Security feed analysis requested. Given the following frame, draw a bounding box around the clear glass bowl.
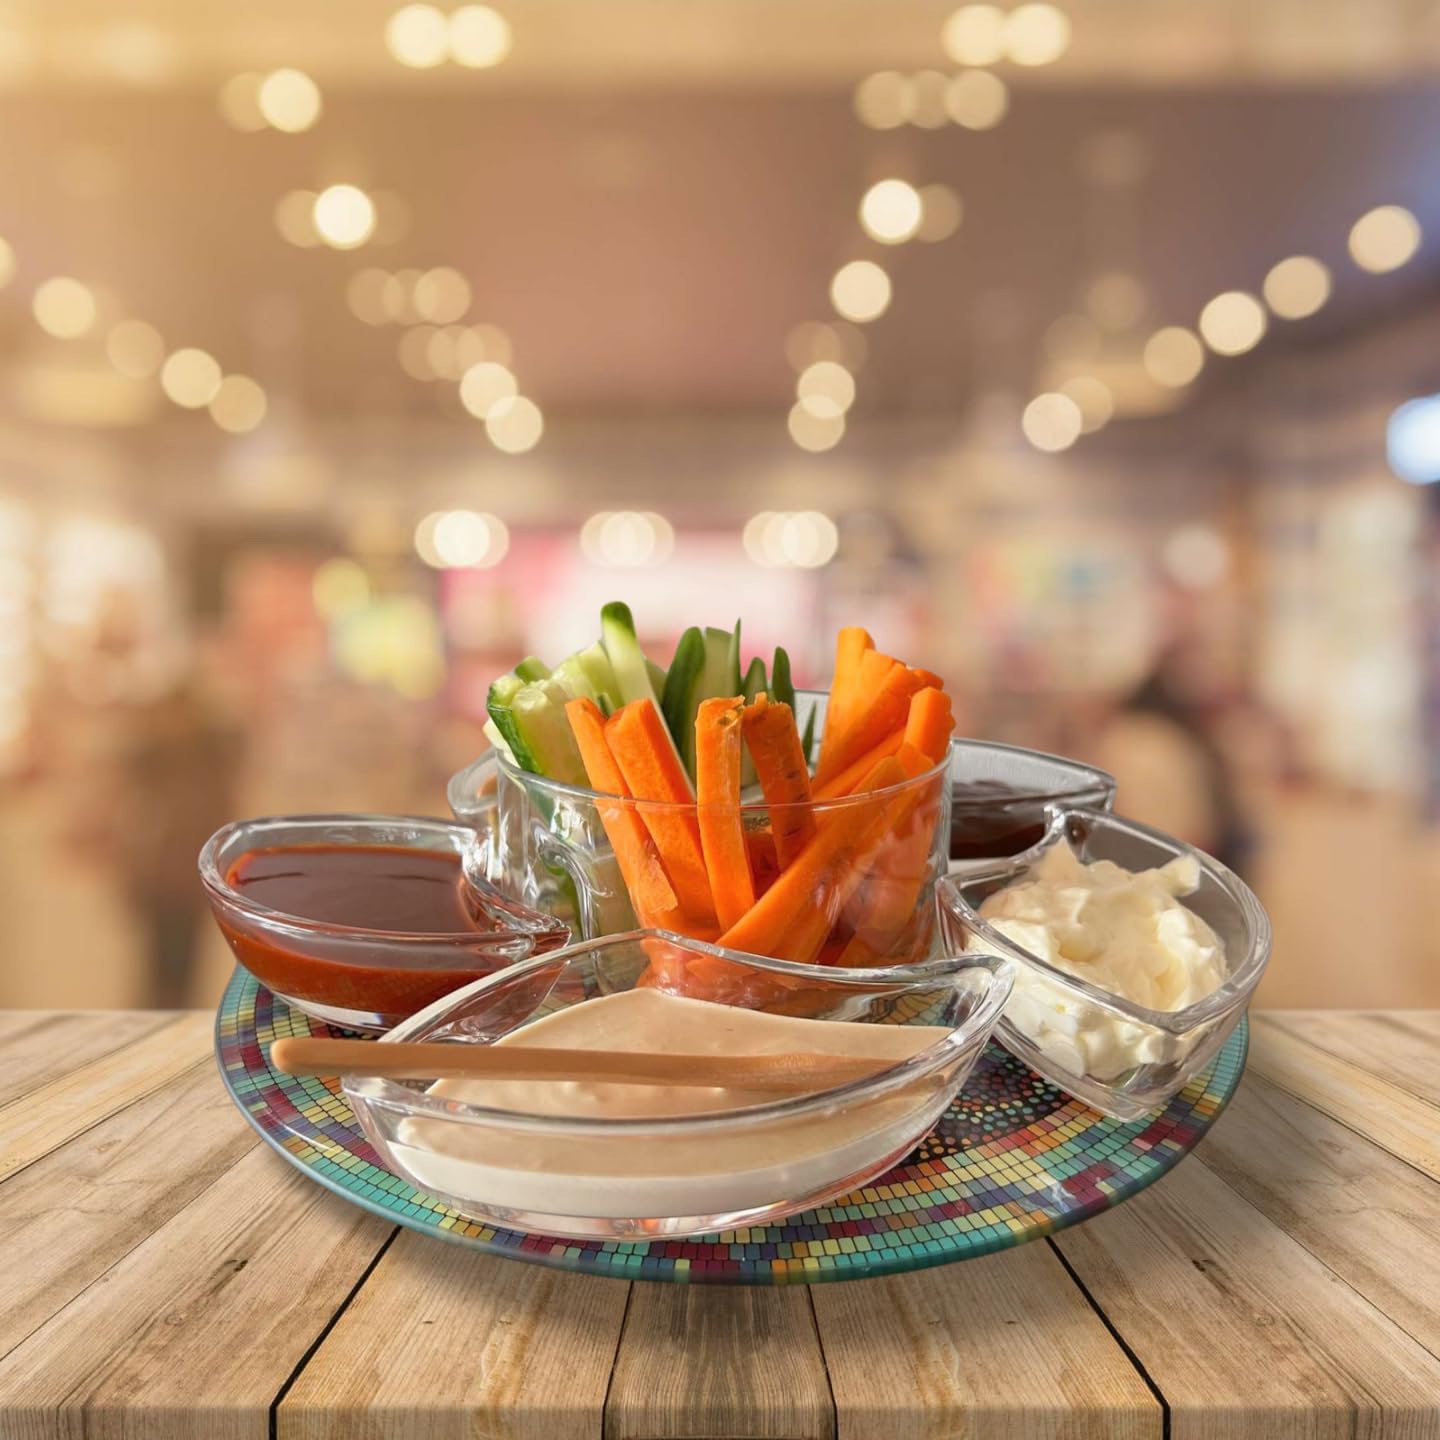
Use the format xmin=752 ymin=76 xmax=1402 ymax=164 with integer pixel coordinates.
xmin=945 ymin=741 xmax=1116 ymax=864
xmin=446 ymin=751 xmax=499 ymax=832
xmin=344 ymin=933 xmax=1015 ymax=1240
xmin=199 ymin=814 xmax=571 ymax=1032
xmin=937 ymin=806 xmax=1271 ymax=1119
xmin=479 ymin=689 xmax=952 ymax=971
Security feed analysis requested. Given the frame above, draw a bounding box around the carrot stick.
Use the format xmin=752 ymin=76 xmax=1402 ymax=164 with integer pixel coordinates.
xmin=904 ymin=686 xmax=956 ymax=764
xmin=814 ymin=663 xmax=924 ymax=787
xmin=605 ymin=699 xmax=717 ymax=929
xmin=911 ymin=667 xmax=945 ymax=690
xmin=836 ymin=744 xmax=948 ymax=962
xmin=744 ymin=827 xmax=780 ymax=896
xmin=566 ymin=698 xmax=685 ymax=928
xmin=812 ymin=729 xmax=904 ymax=800
xmin=741 ymin=694 xmax=817 ymax=868
xmin=821 ymin=626 xmax=873 ymax=759
xmin=695 ymin=696 xmax=756 ymax=930
xmin=716 ymin=755 xmax=906 ymax=964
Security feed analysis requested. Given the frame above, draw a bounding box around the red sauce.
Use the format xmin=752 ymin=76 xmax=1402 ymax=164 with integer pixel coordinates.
xmin=212 ymin=842 xmax=566 ymax=1021
xmin=228 ymin=844 xmax=475 ymax=934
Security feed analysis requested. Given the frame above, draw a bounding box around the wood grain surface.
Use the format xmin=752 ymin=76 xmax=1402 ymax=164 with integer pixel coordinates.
xmin=2 ymin=1008 xmax=1438 ymax=1439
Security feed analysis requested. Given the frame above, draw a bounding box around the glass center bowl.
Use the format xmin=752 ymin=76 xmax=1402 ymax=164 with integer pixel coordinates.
xmin=479 ymin=691 xmax=952 ymax=974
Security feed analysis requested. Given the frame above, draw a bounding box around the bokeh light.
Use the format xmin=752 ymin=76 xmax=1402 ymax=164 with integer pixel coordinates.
xmin=908 ymin=71 xmax=949 ymax=129
xmin=1142 ymin=326 xmax=1205 ymax=387
xmin=859 ymin=179 xmax=923 ymax=245
xmin=274 ymin=190 xmax=320 ymax=248
xmin=208 ymin=374 xmax=268 ymax=434
xmin=940 ymin=5 xmax=1006 ymax=65
xmin=312 ymin=185 xmax=376 ymax=250
xmin=106 ymin=319 xmax=165 ymax=378
xmin=1387 ymin=394 xmax=1440 ymax=485
xmin=743 ymin=511 xmax=840 ymax=568
xmin=459 ymin=360 xmax=518 ymax=417
xmin=160 ymin=348 xmax=223 ymax=408
xmin=346 ymin=269 xmax=394 ymax=325
xmin=1059 ymin=375 xmax=1114 ymax=433
xmin=485 ymin=395 xmax=543 ymax=452
xmin=945 ymin=70 xmax=1009 ymax=129
xmin=915 ymin=184 xmax=963 ymax=242
xmin=386 ymin=4 xmax=450 ymax=67
xmin=32 ymin=277 xmax=97 ymax=338
xmin=1198 ymin=290 xmax=1267 ymax=355
xmin=796 ymin=361 xmax=856 ymax=418
xmin=414 ymin=509 xmax=510 ymax=568
xmin=312 ymin=558 xmax=371 ymax=618
xmin=579 ymin=511 xmax=675 ymax=567
xmin=0 ymin=236 xmax=13 ymax=288
xmin=830 ymin=260 xmax=892 ymax=323
xmin=1004 ymin=4 xmax=1072 ymax=65
xmin=1348 ymin=205 xmax=1422 ymax=274
xmin=412 ymin=266 xmax=471 ymax=323
xmin=449 ymin=6 xmax=512 ymax=67
xmin=852 ymin=71 xmax=910 ymax=130
xmin=217 ymin=72 xmax=265 ymax=132
xmin=256 ymin=68 xmax=322 ymax=132
xmin=1263 ymin=255 xmax=1332 ymax=320
xmin=787 ymin=403 xmax=845 ymax=452
xmin=1021 ymin=392 xmax=1083 ymax=452
xmin=1086 ymin=272 xmax=1146 ymax=331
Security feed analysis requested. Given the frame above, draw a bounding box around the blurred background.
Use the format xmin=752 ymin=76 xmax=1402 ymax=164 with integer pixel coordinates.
xmin=1 ymin=0 xmax=1438 ymax=1012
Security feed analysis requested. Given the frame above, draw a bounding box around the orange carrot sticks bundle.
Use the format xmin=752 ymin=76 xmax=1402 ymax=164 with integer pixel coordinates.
xmin=814 ymin=663 xmax=924 ymax=787
xmin=812 ymin=730 xmax=905 ymax=800
xmin=743 ymin=828 xmax=781 ymax=897
xmin=695 ymin=695 xmax=756 ymax=930
xmin=741 ymin=694 xmax=816 ymax=868
xmin=904 ymin=686 xmax=956 ymax=765
xmin=605 ymin=699 xmax=718 ymax=931
xmin=566 ymin=698 xmax=687 ymax=929
xmin=716 ymin=754 xmax=906 ymax=965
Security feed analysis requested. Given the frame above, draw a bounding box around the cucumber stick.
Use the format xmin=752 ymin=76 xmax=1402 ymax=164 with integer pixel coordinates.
xmin=741 ymin=656 xmax=767 ymax=703
xmin=601 ymin=601 xmax=661 ymax=706
xmin=662 ymin=623 xmax=744 ymax=777
xmin=771 ymin=647 xmax=796 ymax=712
xmin=486 ymin=674 xmax=535 ymax=770
xmin=514 ymin=656 xmax=551 ymax=682
xmin=510 ymin=678 xmax=587 ymax=785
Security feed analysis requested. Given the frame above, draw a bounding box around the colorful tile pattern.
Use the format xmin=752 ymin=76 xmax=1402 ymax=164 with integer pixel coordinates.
xmin=216 ymin=967 xmax=1247 ymax=1286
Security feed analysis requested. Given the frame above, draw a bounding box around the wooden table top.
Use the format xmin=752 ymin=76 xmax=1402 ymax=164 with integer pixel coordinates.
xmin=1 ymin=1008 xmax=1438 ymax=1438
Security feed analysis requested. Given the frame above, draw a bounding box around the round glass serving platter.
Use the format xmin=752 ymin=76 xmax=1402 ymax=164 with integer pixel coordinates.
xmin=216 ymin=966 xmax=1247 ymax=1285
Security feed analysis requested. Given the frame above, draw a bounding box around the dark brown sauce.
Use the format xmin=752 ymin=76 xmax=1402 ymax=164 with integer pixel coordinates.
xmin=228 ymin=844 xmax=476 ymax=933
xmin=949 ymin=782 xmax=1051 ymax=860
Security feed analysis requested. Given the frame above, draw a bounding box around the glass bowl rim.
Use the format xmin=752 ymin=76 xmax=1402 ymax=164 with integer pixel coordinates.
xmin=343 ymin=932 xmax=1015 ymax=1135
xmin=944 ymin=737 xmax=1117 ymax=808
xmin=197 ymin=812 xmax=541 ymax=948
xmin=938 ymin=804 xmax=1272 ymax=1035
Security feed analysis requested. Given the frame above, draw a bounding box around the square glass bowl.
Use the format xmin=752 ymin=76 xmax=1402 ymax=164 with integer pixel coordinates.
xmin=938 ymin=807 xmax=1270 ymax=1120
xmin=344 ymin=933 xmax=1014 ymax=1240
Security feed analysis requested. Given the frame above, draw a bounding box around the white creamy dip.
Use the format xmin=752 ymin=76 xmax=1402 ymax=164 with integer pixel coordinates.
xmin=968 ymin=843 xmax=1226 ymax=1081
xmin=389 ymin=989 xmax=952 ymax=1222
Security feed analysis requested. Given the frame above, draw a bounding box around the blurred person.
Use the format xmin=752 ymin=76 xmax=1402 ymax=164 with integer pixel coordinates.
xmin=1089 ymin=640 xmax=1254 ymax=873
xmin=100 ymin=675 xmax=240 ymax=1009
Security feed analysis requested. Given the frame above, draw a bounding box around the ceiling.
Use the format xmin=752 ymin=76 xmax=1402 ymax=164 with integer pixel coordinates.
xmin=0 ymin=0 xmax=1437 ymax=448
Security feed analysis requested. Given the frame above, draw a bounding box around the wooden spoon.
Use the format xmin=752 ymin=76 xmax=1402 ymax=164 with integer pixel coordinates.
xmin=269 ymin=1036 xmax=893 ymax=1093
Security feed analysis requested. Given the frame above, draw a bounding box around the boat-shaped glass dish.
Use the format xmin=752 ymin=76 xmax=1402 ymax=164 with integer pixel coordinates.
xmin=344 ymin=932 xmax=1014 ymax=1240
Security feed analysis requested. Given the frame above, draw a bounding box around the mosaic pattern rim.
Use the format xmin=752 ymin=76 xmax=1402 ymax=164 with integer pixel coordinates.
xmin=215 ymin=967 xmax=1247 ymax=1286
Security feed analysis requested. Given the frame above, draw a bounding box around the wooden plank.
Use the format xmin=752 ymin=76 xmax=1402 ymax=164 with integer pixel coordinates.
xmin=812 ymin=1239 xmax=1160 ymax=1440
xmin=1260 ymin=1011 xmax=1440 ymax=1110
xmin=607 ymin=1284 xmax=833 ymax=1440
xmin=1053 ymin=1149 xmax=1440 ymax=1437
xmin=0 ymin=1012 xmax=215 ymax=1183
xmin=1195 ymin=1069 xmax=1440 ymax=1359
xmin=1248 ymin=1015 xmax=1440 ymax=1182
xmin=0 ymin=1064 xmax=258 ymax=1360
xmin=0 ymin=1143 xmax=393 ymax=1440
xmin=0 ymin=1011 xmax=174 ymax=1107
xmin=279 ymin=1230 xmax=629 ymax=1440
